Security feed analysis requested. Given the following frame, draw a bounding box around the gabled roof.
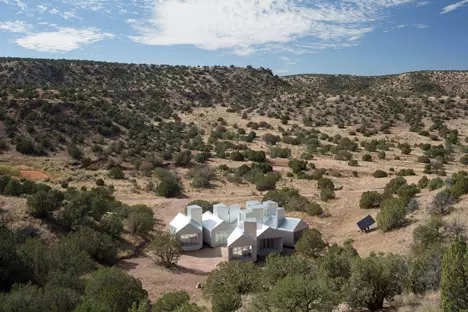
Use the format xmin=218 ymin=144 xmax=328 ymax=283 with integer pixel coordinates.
xmin=170 ymin=213 xmax=202 ymax=232
xmin=227 ymin=227 xmax=256 ymax=246
xmin=202 ymin=211 xmax=225 ymax=231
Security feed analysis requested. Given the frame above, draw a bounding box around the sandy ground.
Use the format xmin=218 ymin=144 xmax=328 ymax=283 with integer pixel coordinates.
xmin=118 ymin=247 xmax=225 ymax=304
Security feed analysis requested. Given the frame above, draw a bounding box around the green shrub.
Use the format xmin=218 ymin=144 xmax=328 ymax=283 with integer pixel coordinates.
xmin=360 ymin=191 xmax=382 ymax=209
xmin=428 ymin=177 xmax=444 ymax=191
xmin=65 ymin=227 xmax=118 ymax=265
xmin=255 ymin=172 xmax=281 ymax=192
xmin=3 ymin=178 xmax=22 ymax=196
xmin=318 ymin=178 xmax=334 ymax=191
xmin=378 ymin=151 xmax=386 ymax=160
xmin=377 ymin=198 xmax=407 ymax=232
xmin=348 ymin=159 xmax=358 ymax=167
xmin=152 ymin=291 xmax=190 ymax=312
xmin=77 ymin=267 xmax=147 ymax=312
xmin=362 ymin=154 xmax=372 ymax=162
xmin=127 ymin=205 xmax=155 ymax=236
xmin=96 ymin=178 xmax=105 ymax=186
xmin=27 ymin=189 xmax=64 ymax=219
xmin=212 ymin=287 xmax=242 ymax=312
xmin=396 ymin=169 xmax=416 ymax=177
xmin=418 ymin=176 xmax=429 ymax=189
xmin=174 ymin=150 xmax=192 ymax=166
xmin=296 ymin=229 xmax=327 ymax=258
xmin=155 ymin=169 xmax=181 ymax=198
xmin=397 ymin=184 xmax=420 ymax=203
xmin=384 ymin=177 xmax=407 ymax=195
xmin=347 ymin=253 xmax=408 ymax=311
xmin=308 ymin=202 xmax=323 ymax=216
xmin=288 ymin=159 xmax=307 ymax=173
xmin=440 ymin=241 xmax=468 ymax=312
xmin=67 ymin=144 xmax=83 ymax=160
xmin=460 ymin=155 xmax=468 ymax=165
xmin=373 ymin=170 xmax=388 ymax=178
xmin=320 ymin=188 xmax=336 ymax=201
xmin=100 ymin=213 xmax=124 ymax=239
xmin=429 ymin=190 xmax=456 ymax=215
xmin=230 ymin=151 xmax=244 ymax=161
xmin=107 ymin=167 xmax=125 ymax=179
xmin=418 ymin=156 xmax=431 ymax=163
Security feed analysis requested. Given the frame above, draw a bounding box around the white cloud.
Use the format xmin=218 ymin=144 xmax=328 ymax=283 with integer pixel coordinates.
xmin=413 ymin=23 xmax=430 ymax=28
xmin=441 ymin=0 xmax=468 ymax=14
xmin=0 ymin=20 xmax=31 ymax=33
xmin=15 ymin=27 xmax=114 ymax=52
xmin=128 ymin=0 xmax=415 ymax=55
xmin=416 ymin=1 xmax=431 ymax=6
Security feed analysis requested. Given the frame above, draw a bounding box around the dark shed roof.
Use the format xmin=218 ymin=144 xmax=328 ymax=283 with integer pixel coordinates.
xmin=357 ymin=215 xmax=375 ymax=231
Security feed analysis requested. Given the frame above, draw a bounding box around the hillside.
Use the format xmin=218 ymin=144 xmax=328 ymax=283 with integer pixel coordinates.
xmin=1 ymin=57 xmax=468 ymax=311
xmin=1 ymin=58 xmax=467 ymax=160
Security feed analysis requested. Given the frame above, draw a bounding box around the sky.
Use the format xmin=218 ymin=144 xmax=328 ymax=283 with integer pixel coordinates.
xmin=0 ymin=0 xmax=467 ymax=76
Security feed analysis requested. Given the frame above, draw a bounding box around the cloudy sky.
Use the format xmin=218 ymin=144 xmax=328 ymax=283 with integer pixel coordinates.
xmin=0 ymin=0 xmax=467 ymax=75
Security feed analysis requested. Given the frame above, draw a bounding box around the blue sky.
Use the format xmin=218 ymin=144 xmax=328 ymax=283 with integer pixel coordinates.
xmin=0 ymin=0 xmax=467 ymax=76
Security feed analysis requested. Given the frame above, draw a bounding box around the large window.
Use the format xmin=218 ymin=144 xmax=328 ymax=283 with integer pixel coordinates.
xmin=232 ymin=246 xmax=252 ymax=258
xmin=214 ymin=231 xmax=229 ymax=245
xmin=179 ymin=233 xmax=199 ymax=246
xmin=259 ymin=238 xmax=276 ymax=250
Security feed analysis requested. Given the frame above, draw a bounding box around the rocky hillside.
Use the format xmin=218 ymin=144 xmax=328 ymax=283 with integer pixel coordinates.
xmin=0 ymin=58 xmax=467 ymax=162
xmin=285 ymin=71 xmax=468 ymax=96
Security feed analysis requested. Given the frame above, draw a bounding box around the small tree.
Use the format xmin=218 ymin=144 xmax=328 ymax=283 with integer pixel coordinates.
xmin=77 ymin=267 xmax=147 ymax=312
xmin=100 ymin=213 xmax=123 ymax=239
xmin=230 ymin=151 xmax=244 ymax=161
xmin=27 ymin=189 xmax=64 ymax=219
xmin=359 ymin=191 xmax=382 ymax=209
xmin=440 ymin=240 xmax=468 ymax=312
xmin=128 ymin=205 xmax=155 ymax=236
xmin=3 ymin=179 xmax=22 ymax=196
xmin=152 ymin=291 xmax=189 ymax=312
xmin=67 ymin=144 xmax=83 ymax=160
xmin=108 ymin=167 xmax=125 ymax=179
xmin=347 ymin=253 xmax=408 ymax=311
xmin=320 ymin=188 xmax=335 ymax=201
xmin=295 ymin=229 xmax=327 ymax=258
xmin=429 ymin=190 xmax=456 ymax=215
xmin=373 ymin=170 xmax=388 ymax=178
xmin=428 ymin=177 xmax=444 ymax=190
xmin=204 ymin=261 xmax=260 ymax=297
xmin=253 ymin=275 xmax=334 ymax=312
xmin=174 ymin=150 xmax=192 ymax=166
xmin=362 ymin=154 xmax=372 ymax=162
xmin=308 ymin=202 xmax=323 ymax=216
xmin=149 ymin=231 xmax=182 ymax=267
xmin=211 ymin=287 xmax=242 ymax=312
xmin=377 ymin=198 xmax=406 ymax=232
xmin=155 ymin=169 xmax=181 ymax=198
xmin=418 ymin=176 xmax=429 ymax=189
xmin=288 ymin=159 xmax=307 ymax=174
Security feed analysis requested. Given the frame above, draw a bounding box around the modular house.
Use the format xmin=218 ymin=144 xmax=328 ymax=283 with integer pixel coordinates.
xmin=169 ymin=200 xmax=308 ymax=260
xmin=169 ymin=205 xmax=203 ymax=251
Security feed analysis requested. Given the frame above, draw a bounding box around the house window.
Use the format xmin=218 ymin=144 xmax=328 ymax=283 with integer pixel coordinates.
xmin=232 ymin=246 xmax=252 ymax=258
xmin=179 ymin=233 xmax=199 ymax=246
xmin=214 ymin=231 xmax=229 ymax=245
xmin=260 ymin=238 xmax=276 ymax=250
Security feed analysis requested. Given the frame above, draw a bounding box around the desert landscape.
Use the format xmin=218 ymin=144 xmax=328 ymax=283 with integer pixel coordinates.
xmin=1 ymin=58 xmax=468 ymax=311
